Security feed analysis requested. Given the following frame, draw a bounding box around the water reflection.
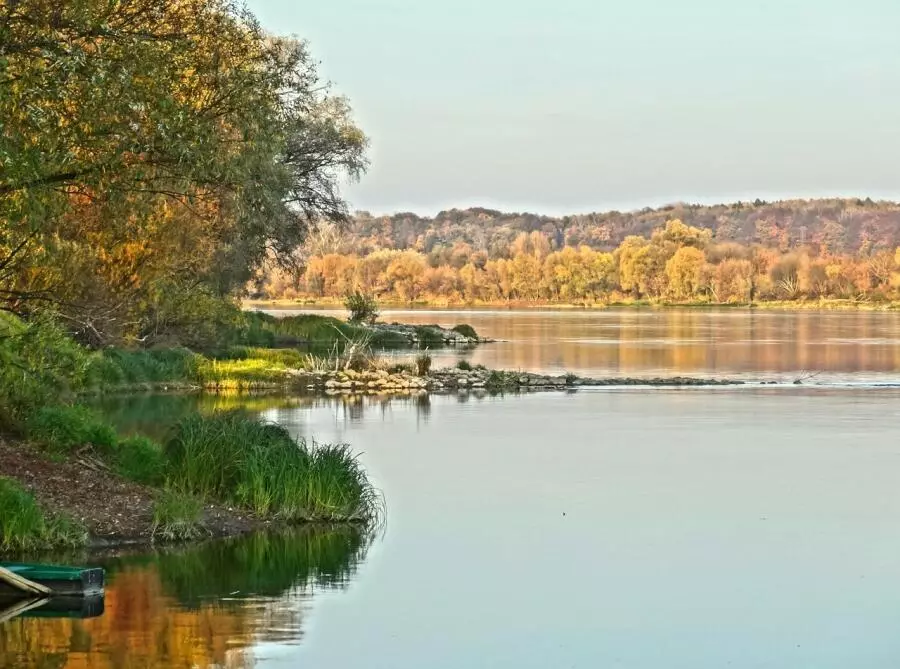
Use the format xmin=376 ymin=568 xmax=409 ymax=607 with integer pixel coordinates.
xmin=277 ymin=308 xmax=900 ymax=381
xmin=0 ymin=526 xmax=370 ymax=668
xmin=92 ymin=392 xmax=458 ymax=438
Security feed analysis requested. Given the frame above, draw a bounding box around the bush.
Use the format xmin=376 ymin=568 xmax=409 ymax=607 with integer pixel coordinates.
xmin=344 ymin=291 xmax=379 ymax=324
xmin=164 ymin=412 xmax=381 ymax=522
xmin=456 ymin=360 xmax=473 ymax=371
xmin=0 ymin=313 xmax=91 ymax=428
xmin=0 ymin=477 xmax=87 ymax=552
xmin=451 ymin=324 xmax=479 ymax=340
xmin=114 ymin=435 xmax=167 ymax=486
xmin=152 ymin=489 xmax=205 ymax=542
xmin=414 ymin=325 xmax=444 ymax=348
xmin=27 ymin=405 xmax=118 ymax=454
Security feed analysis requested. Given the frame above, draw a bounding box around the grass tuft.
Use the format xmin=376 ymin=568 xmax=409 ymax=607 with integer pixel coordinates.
xmin=152 ymin=489 xmax=206 ymax=542
xmin=415 ymin=351 xmax=432 ymax=376
xmin=113 ymin=435 xmax=167 ymax=486
xmin=0 ymin=477 xmax=87 ymax=552
xmin=27 ymin=405 xmax=118 ymax=454
xmin=164 ymin=412 xmax=381 ymax=523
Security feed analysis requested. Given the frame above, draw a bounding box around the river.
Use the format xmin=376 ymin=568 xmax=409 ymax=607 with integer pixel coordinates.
xmin=4 ymin=308 xmax=900 ymax=668
xmin=266 ymin=306 xmax=900 ymax=384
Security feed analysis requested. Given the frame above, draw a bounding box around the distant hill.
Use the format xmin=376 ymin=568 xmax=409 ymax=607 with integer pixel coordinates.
xmin=341 ymin=198 xmax=900 ymax=257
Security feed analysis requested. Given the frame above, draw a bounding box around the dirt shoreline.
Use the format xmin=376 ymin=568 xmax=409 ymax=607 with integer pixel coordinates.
xmin=0 ymin=439 xmax=263 ymax=548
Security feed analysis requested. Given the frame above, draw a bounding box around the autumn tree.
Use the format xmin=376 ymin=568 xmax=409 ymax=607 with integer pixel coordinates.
xmin=0 ymin=0 xmax=366 ymax=344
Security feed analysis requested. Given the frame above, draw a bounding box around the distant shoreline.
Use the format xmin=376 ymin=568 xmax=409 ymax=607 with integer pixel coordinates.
xmin=245 ymin=299 xmax=900 ymax=313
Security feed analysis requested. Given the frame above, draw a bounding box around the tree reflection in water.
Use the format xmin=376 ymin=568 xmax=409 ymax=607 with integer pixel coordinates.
xmin=0 ymin=525 xmax=371 ymax=668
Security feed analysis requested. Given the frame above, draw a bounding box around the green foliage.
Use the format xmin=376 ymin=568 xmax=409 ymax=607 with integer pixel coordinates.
xmin=414 ymin=325 xmax=445 ymax=348
xmin=235 ymin=312 xmax=365 ymax=349
xmin=26 ymin=405 xmax=118 ymax=454
xmin=196 ymin=359 xmax=290 ymax=389
xmin=0 ymin=313 xmax=91 ymax=428
xmin=164 ymin=412 xmax=380 ymax=522
xmin=114 ymin=436 xmax=167 ymax=486
xmin=152 ymin=490 xmax=206 ymax=542
xmin=0 ymin=477 xmax=87 ymax=553
xmin=2 ymin=1 xmax=367 ymax=345
xmin=344 ymin=291 xmax=379 ymax=324
xmin=456 ymin=360 xmax=474 ymax=371
xmin=451 ymin=324 xmax=479 ymax=339
xmin=86 ymin=348 xmax=201 ymax=387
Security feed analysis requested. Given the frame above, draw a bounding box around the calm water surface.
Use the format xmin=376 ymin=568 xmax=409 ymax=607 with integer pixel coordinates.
xmin=265 ymin=307 xmax=900 ymax=383
xmin=6 ymin=310 xmax=900 ymax=667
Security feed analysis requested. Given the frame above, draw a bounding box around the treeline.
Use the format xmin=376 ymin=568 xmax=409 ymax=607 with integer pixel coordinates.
xmin=0 ymin=0 xmax=365 ymax=346
xmin=304 ymin=199 xmax=900 ymax=260
xmin=255 ymin=220 xmax=900 ymax=304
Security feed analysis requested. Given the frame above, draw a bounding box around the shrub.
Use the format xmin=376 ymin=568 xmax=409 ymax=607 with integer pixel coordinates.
xmin=152 ymin=489 xmax=205 ymax=542
xmin=0 ymin=477 xmax=87 ymax=552
xmin=114 ymin=435 xmax=166 ymax=486
xmin=164 ymin=412 xmax=381 ymax=522
xmin=456 ymin=360 xmax=473 ymax=371
xmin=451 ymin=324 xmax=479 ymax=340
xmin=0 ymin=313 xmax=91 ymax=428
xmin=415 ymin=352 xmax=432 ymax=376
xmin=344 ymin=291 xmax=379 ymax=324
xmin=414 ymin=325 xmax=444 ymax=348
xmin=27 ymin=405 xmax=118 ymax=454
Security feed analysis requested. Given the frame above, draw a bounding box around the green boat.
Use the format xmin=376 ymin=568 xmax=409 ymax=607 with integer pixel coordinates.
xmin=0 ymin=563 xmax=105 ymax=597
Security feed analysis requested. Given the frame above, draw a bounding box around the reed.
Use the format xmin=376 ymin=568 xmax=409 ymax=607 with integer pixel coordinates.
xmin=164 ymin=412 xmax=382 ymax=523
xmin=0 ymin=477 xmax=87 ymax=553
xmin=152 ymin=489 xmax=206 ymax=542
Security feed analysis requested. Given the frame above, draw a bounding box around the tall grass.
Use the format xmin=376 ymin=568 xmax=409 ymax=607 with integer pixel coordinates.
xmin=164 ymin=412 xmax=381 ymax=523
xmin=196 ymin=358 xmax=290 ymax=388
xmin=0 ymin=477 xmax=87 ymax=552
xmin=86 ymin=348 xmax=201 ymax=387
xmin=27 ymin=405 xmax=118 ymax=454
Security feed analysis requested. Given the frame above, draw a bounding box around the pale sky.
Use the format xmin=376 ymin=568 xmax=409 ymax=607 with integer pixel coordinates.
xmin=247 ymin=0 xmax=900 ymax=216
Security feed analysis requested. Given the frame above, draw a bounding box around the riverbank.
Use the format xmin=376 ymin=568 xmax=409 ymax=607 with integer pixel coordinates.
xmin=0 ymin=438 xmax=259 ymax=547
xmin=0 ymin=410 xmax=381 ymax=554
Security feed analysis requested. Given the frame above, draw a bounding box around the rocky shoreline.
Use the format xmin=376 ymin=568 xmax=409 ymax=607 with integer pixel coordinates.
xmin=303 ymin=367 xmax=745 ymax=395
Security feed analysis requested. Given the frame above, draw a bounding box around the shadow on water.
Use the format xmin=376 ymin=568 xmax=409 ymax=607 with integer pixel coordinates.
xmin=0 ymin=525 xmax=372 ymax=668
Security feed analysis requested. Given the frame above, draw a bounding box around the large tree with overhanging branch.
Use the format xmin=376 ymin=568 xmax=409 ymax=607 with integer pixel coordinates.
xmin=0 ymin=0 xmax=367 ymax=344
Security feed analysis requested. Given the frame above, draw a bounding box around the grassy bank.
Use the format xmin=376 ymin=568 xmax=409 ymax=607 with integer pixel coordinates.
xmin=0 ymin=312 xmax=383 ymax=554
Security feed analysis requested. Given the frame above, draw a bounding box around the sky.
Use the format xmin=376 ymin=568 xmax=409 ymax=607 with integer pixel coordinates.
xmin=246 ymin=0 xmax=900 ymax=216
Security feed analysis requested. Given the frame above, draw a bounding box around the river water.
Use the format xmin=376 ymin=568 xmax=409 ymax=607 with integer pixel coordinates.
xmin=266 ymin=307 xmax=900 ymax=384
xmin=5 ymin=309 xmax=900 ymax=668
